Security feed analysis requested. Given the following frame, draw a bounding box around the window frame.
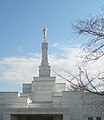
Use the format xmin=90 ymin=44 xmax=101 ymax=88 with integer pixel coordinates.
xmin=96 ymin=117 xmax=101 ymax=120
xmin=88 ymin=117 xmax=93 ymax=120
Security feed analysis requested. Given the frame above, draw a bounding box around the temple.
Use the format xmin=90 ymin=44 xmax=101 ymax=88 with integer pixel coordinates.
xmin=0 ymin=28 xmax=104 ymax=120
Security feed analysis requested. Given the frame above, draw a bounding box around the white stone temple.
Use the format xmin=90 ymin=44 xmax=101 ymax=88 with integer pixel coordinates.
xmin=0 ymin=28 xmax=104 ymax=120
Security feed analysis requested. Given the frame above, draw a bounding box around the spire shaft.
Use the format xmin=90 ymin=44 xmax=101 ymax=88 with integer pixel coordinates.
xmin=39 ymin=28 xmax=50 ymax=77
xmin=42 ymin=42 xmax=48 ymax=63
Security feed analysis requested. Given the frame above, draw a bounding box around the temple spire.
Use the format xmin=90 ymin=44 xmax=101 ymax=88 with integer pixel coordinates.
xmin=43 ymin=27 xmax=47 ymax=42
xmin=39 ymin=27 xmax=50 ymax=77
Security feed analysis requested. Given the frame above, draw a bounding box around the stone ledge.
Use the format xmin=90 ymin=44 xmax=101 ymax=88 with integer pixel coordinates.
xmin=3 ymin=107 xmax=70 ymax=114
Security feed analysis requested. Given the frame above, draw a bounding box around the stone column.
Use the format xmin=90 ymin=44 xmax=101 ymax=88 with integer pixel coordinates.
xmin=4 ymin=114 xmax=11 ymax=120
xmin=63 ymin=113 xmax=70 ymax=120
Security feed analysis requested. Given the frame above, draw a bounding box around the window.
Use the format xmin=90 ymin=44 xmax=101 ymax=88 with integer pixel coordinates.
xmin=88 ymin=117 xmax=93 ymax=120
xmin=96 ymin=117 xmax=101 ymax=120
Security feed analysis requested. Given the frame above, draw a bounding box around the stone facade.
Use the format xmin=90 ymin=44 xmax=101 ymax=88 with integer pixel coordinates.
xmin=0 ymin=35 xmax=104 ymax=120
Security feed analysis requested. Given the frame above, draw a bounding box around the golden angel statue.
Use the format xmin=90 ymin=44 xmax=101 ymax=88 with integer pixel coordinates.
xmin=43 ymin=27 xmax=47 ymax=41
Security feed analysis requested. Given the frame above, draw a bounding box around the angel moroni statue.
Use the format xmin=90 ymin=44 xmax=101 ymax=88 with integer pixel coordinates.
xmin=43 ymin=27 xmax=47 ymax=42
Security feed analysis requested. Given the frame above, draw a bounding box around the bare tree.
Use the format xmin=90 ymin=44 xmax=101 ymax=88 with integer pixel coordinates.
xmin=53 ymin=15 xmax=104 ymax=95
xmin=53 ymin=64 xmax=104 ymax=95
xmin=70 ymin=15 xmax=104 ymax=95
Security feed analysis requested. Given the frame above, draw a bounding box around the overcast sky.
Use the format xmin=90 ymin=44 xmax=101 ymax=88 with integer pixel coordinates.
xmin=0 ymin=0 xmax=104 ymax=92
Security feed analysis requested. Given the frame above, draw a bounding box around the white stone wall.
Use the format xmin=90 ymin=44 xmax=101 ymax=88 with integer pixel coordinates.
xmin=0 ymin=84 xmax=104 ymax=120
xmin=62 ymin=91 xmax=104 ymax=120
xmin=0 ymin=92 xmax=32 ymax=119
xmin=0 ymin=91 xmax=104 ymax=120
xmin=23 ymin=83 xmax=32 ymax=93
xmin=55 ymin=83 xmax=67 ymax=92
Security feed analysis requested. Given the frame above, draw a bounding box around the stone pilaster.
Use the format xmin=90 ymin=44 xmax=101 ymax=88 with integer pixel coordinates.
xmin=4 ymin=114 xmax=11 ymax=120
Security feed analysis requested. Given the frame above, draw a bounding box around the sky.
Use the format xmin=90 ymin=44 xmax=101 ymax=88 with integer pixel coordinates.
xmin=0 ymin=0 xmax=104 ymax=92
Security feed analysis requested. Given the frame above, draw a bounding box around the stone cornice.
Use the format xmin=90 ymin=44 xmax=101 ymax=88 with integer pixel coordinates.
xmin=3 ymin=107 xmax=70 ymax=114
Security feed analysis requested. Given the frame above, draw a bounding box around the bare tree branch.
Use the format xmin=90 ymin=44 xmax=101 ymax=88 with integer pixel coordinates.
xmin=73 ymin=16 xmax=104 ymax=62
